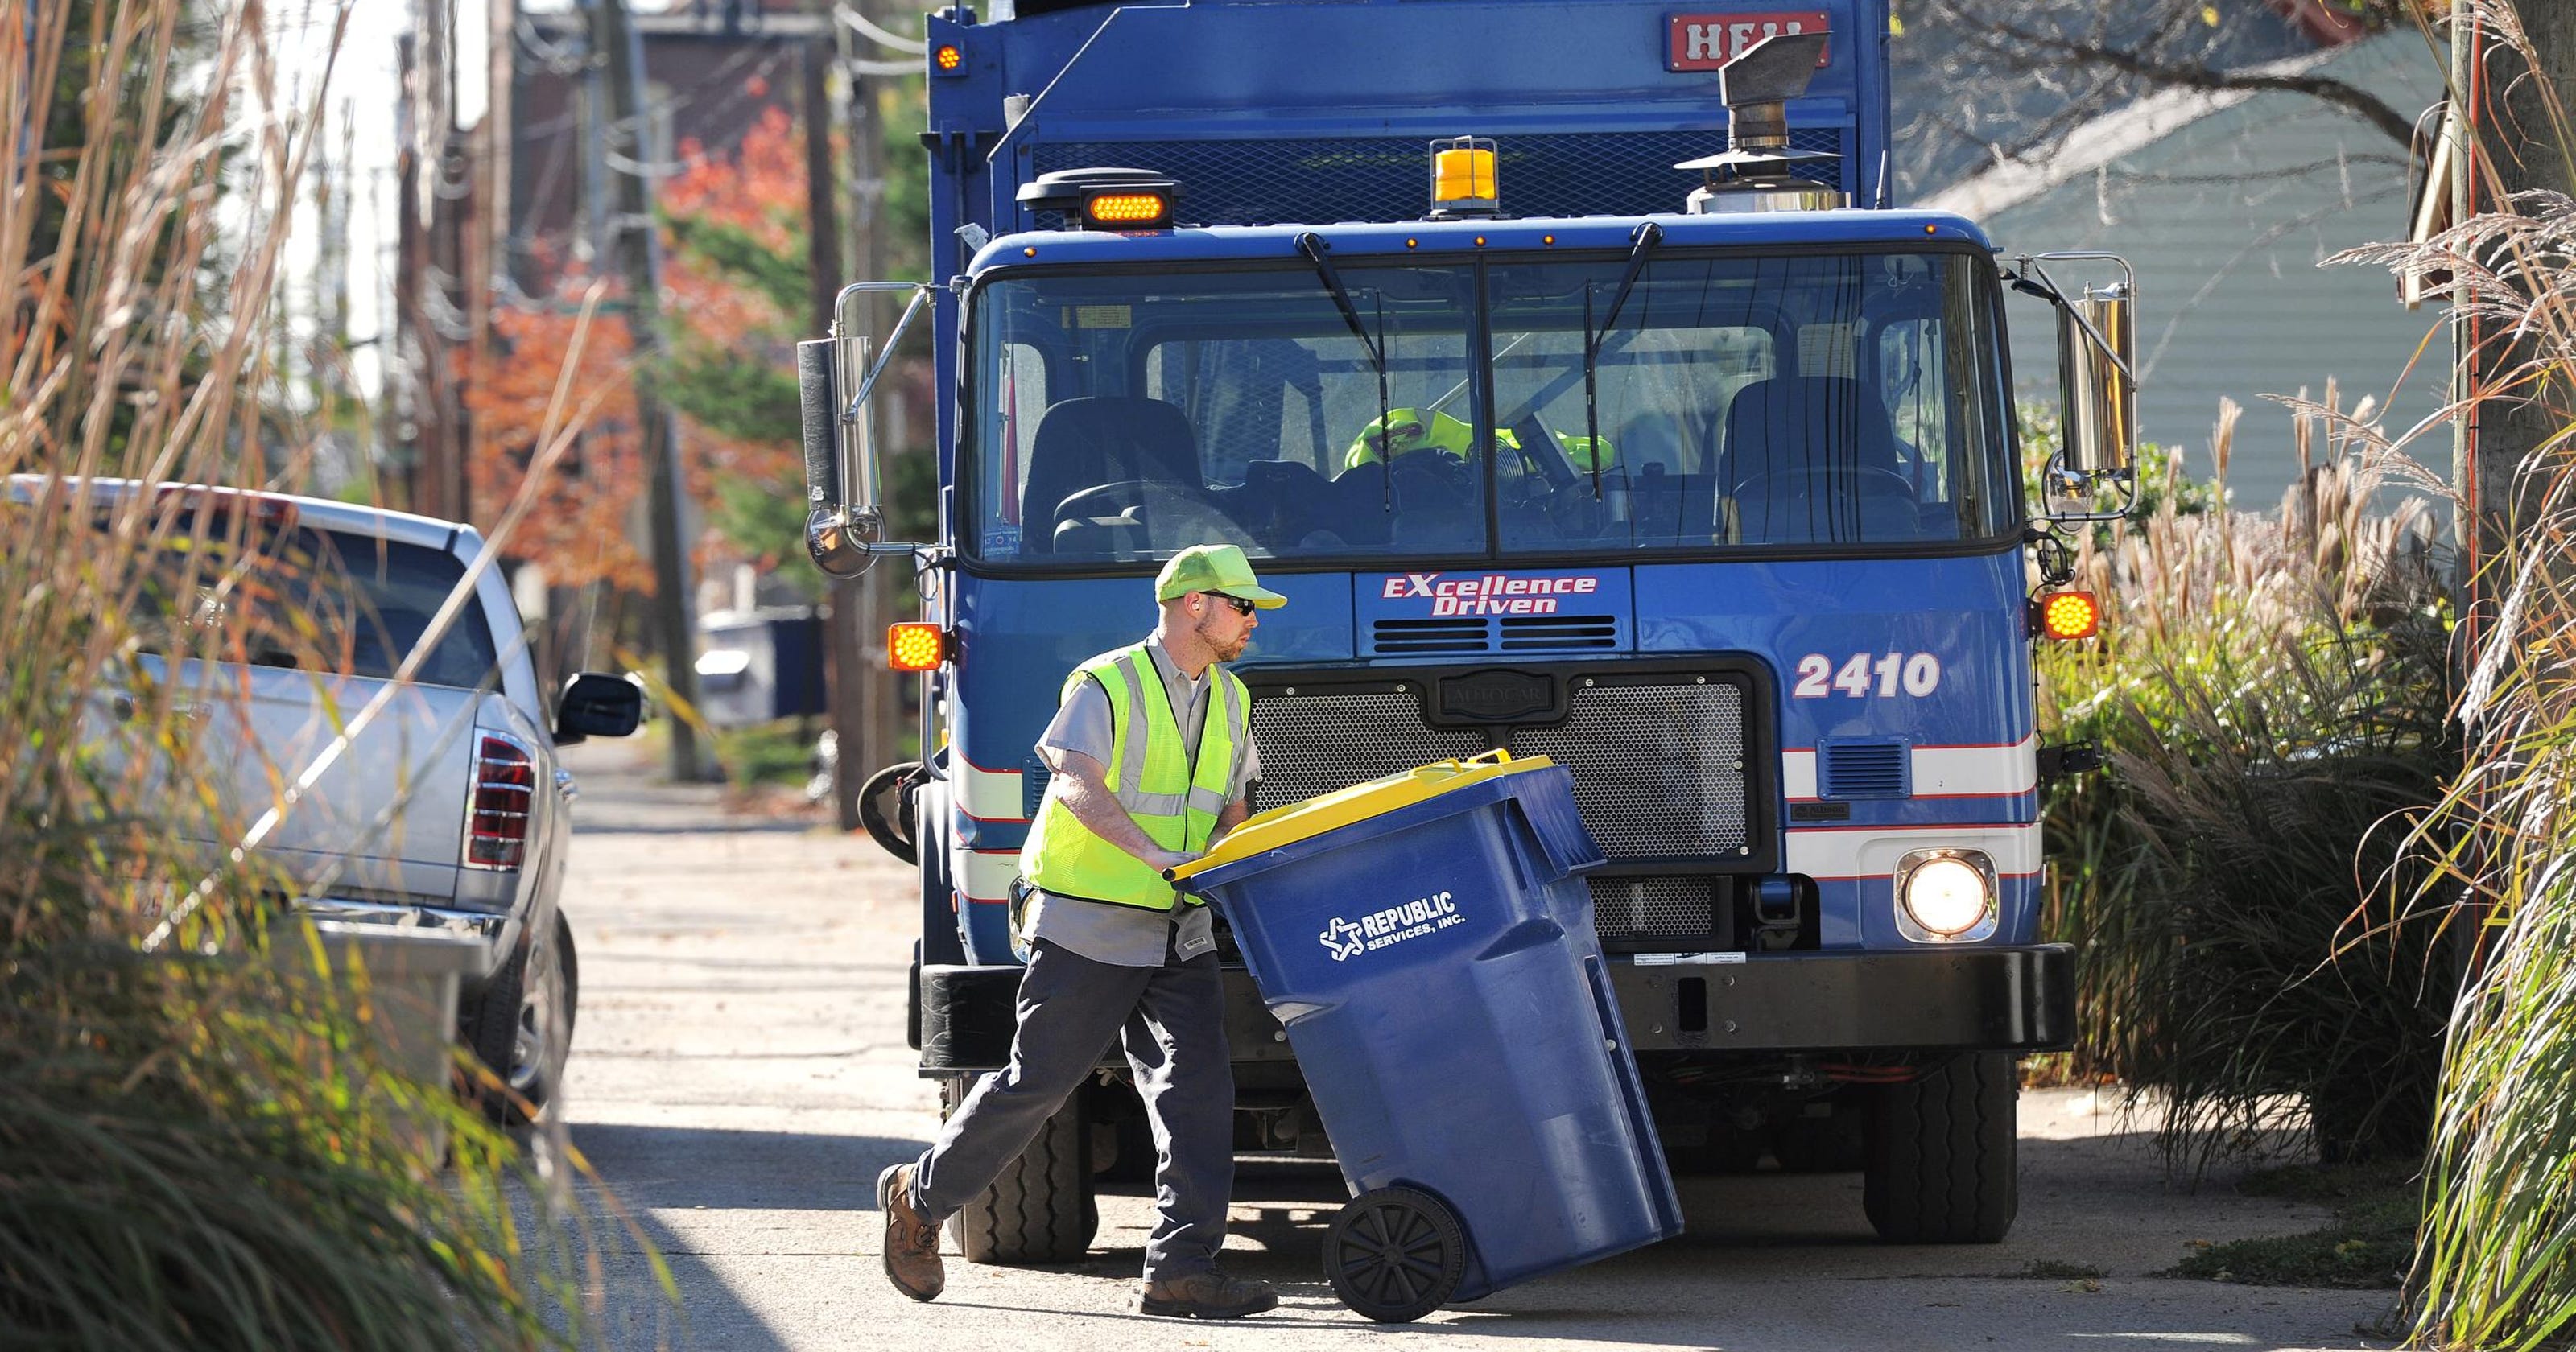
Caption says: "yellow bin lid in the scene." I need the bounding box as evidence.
[1167,749,1554,883]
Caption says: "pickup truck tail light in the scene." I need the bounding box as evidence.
[464,732,535,870]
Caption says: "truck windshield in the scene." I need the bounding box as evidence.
[964,249,2013,565]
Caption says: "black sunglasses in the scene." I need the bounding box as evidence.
[1204,592,1257,616]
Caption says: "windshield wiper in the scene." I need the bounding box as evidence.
[1580,221,1664,500]
[1298,232,1394,510]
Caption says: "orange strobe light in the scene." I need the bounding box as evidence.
[889,623,947,672]
[933,43,964,72]
[2037,591,2102,641]
[1083,191,1170,227]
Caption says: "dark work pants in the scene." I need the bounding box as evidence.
[907,936,1235,1283]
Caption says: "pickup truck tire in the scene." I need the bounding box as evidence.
[941,1078,1098,1264]
[464,910,577,1127]
[1862,1052,2017,1243]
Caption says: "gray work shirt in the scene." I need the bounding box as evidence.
[1023,640,1262,967]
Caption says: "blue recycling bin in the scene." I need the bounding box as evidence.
[1172,752,1683,1322]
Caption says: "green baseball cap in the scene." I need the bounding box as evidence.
[1154,544,1287,609]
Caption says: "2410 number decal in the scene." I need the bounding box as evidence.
[1792,652,1943,699]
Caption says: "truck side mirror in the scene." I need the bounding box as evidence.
[555,671,644,744]
[799,281,938,577]
[2057,279,2136,480]
[799,336,879,578]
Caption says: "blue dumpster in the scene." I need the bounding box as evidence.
[1170,752,1683,1321]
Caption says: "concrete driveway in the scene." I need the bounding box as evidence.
[552,744,2399,1351]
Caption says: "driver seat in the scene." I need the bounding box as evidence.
[1019,396,1204,554]
[1720,376,1918,542]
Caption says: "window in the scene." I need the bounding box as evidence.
[968,266,1486,562]
[963,249,2013,567]
[132,528,500,690]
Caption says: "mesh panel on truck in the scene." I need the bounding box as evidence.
[1248,691,1487,814]
[1504,682,1749,858]
[1245,674,1761,945]
[1589,876,1719,938]
[1029,128,1850,229]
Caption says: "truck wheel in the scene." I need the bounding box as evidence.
[942,1078,1099,1264]
[462,910,576,1127]
[1863,1052,2017,1243]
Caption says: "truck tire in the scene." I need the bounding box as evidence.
[941,1079,1099,1264]
[1863,1052,2017,1243]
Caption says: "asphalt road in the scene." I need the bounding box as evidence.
[551,743,2399,1352]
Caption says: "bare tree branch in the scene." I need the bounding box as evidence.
[1922,0,2421,153]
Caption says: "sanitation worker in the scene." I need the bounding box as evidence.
[1343,405,1613,475]
[877,542,1284,1321]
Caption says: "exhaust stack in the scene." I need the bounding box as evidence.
[1677,32,1844,214]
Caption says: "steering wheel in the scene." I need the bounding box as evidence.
[1377,447,1475,502]
[1051,480,1258,551]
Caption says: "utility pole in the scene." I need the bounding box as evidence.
[819,0,913,821]
[847,0,907,798]
[806,36,868,832]
[589,0,709,782]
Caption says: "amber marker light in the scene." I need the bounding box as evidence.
[2036,591,2102,641]
[889,623,947,672]
[1083,191,1171,227]
[933,43,964,72]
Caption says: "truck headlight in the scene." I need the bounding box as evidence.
[1897,849,1997,942]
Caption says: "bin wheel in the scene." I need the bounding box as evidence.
[1325,1187,1467,1323]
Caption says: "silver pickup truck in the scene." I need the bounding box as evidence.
[30,478,642,1123]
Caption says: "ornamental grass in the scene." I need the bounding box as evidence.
[2032,394,2456,1172]
[1,3,654,1346]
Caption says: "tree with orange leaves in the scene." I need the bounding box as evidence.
[462,104,813,595]
[462,292,658,593]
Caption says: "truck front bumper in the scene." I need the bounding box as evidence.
[1609,945,2074,1053]
[916,944,2075,1073]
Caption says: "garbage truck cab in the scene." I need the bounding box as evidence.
[803,0,2137,1262]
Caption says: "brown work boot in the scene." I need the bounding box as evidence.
[1137,1270,1278,1319]
[876,1163,944,1301]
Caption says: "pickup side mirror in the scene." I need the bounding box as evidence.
[555,671,643,744]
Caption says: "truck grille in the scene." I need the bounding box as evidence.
[1245,667,1767,944]
[1367,612,1625,656]
[1589,876,1719,938]
[1507,682,1748,857]
[1249,691,1486,807]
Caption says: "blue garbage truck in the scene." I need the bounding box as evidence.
[798,0,2137,1265]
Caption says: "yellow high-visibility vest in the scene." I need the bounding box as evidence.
[1344,406,1614,474]
[1020,641,1249,911]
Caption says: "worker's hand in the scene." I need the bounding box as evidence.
[1147,847,1199,874]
